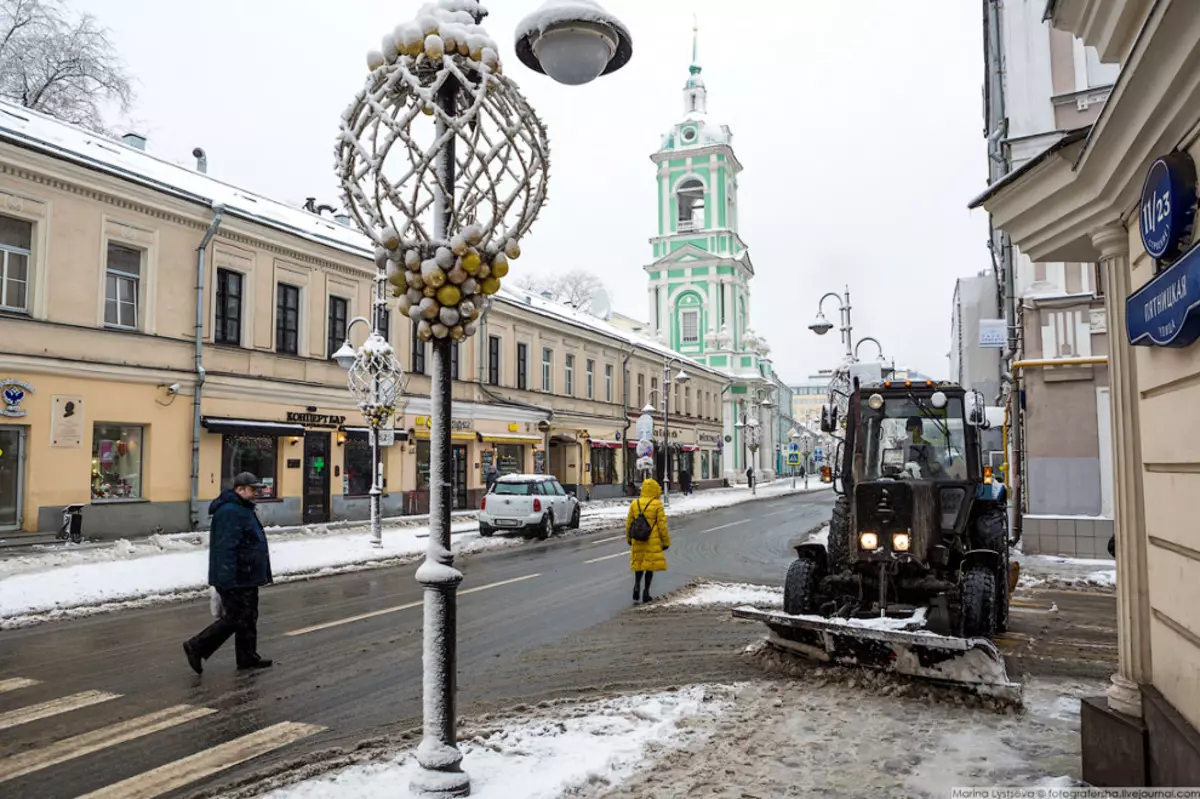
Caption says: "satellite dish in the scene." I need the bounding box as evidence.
[590,288,612,320]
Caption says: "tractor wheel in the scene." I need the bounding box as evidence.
[972,506,1010,632]
[961,567,998,639]
[827,496,851,572]
[783,557,821,616]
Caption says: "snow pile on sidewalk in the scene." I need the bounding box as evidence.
[663,581,783,609]
[259,686,735,799]
[0,522,516,628]
[1017,553,1116,591]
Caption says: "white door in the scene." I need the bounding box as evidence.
[1096,387,1114,518]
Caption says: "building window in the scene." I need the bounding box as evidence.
[654,287,661,331]
[685,386,691,415]
[637,373,645,408]
[343,437,374,496]
[542,347,553,392]
[327,296,348,359]
[378,308,391,344]
[451,341,460,380]
[411,321,426,374]
[214,269,242,346]
[677,178,705,229]
[565,353,575,395]
[605,364,613,402]
[104,243,141,329]
[590,446,617,485]
[586,359,595,399]
[91,423,144,500]
[681,309,700,344]
[0,215,31,312]
[276,283,300,355]
[488,335,501,385]
[517,343,528,390]
[220,434,278,498]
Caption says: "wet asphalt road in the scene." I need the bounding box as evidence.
[0,489,835,799]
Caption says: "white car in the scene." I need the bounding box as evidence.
[479,474,581,539]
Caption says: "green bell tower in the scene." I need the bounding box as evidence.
[646,22,755,363]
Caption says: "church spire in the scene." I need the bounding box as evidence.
[684,16,707,116]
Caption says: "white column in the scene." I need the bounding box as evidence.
[1091,222,1152,717]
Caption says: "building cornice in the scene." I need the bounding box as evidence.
[650,143,743,173]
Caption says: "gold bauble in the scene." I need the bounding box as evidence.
[450,325,465,340]
[423,286,437,298]
[437,284,462,307]
[491,260,509,279]
[505,238,521,259]
[481,276,501,295]
[461,251,481,274]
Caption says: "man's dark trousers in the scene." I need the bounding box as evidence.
[190,587,260,667]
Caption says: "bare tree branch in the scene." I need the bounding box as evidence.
[0,0,134,134]
[514,269,606,313]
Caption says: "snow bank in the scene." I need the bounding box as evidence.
[1016,553,1116,591]
[664,581,783,609]
[262,686,734,799]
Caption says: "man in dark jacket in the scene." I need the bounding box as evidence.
[183,472,274,674]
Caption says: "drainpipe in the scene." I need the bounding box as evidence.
[191,203,226,530]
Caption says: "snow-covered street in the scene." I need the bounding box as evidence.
[0,483,829,628]
[1016,552,1116,591]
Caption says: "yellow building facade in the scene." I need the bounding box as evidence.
[0,102,729,539]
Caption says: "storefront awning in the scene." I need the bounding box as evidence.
[202,417,305,437]
[342,427,409,442]
[478,433,543,444]
[590,439,621,448]
[682,444,700,452]
[413,430,476,441]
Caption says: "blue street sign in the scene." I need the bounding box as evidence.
[788,442,800,453]
[787,453,801,466]
[1140,151,1198,263]
[1127,241,1200,348]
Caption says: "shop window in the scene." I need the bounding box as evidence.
[215,268,242,346]
[411,320,426,374]
[586,359,595,399]
[517,342,528,390]
[496,444,524,475]
[104,243,141,329]
[542,347,553,392]
[488,335,501,385]
[416,439,431,490]
[276,283,300,355]
[681,309,700,344]
[344,437,374,495]
[605,363,613,402]
[91,424,144,500]
[220,434,278,498]
[591,446,617,485]
[565,353,575,396]
[701,451,710,480]
[327,296,348,359]
[0,214,31,313]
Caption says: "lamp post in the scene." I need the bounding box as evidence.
[661,358,689,506]
[339,2,630,795]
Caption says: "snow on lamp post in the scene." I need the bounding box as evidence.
[339,1,629,795]
[333,318,404,548]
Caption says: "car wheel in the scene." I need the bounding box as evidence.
[569,505,581,530]
[961,567,997,639]
[537,512,553,540]
[479,523,494,538]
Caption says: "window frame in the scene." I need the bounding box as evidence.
[517,342,528,390]
[104,242,142,330]
[564,353,575,396]
[681,308,700,344]
[411,320,427,374]
[214,268,243,347]
[91,423,146,501]
[275,282,301,355]
[0,214,32,314]
[488,335,501,386]
[451,340,460,381]
[586,359,595,400]
[604,363,613,403]
[542,347,553,393]
[327,295,349,360]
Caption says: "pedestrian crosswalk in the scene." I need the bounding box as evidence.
[0,675,325,797]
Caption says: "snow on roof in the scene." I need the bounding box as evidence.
[495,286,731,382]
[0,100,375,260]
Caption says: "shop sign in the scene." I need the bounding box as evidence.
[287,411,347,429]
[1140,151,1198,264]
[50,396,84,447]
[1127,241,1200,347]
[0,378,33,418]
[652,428,679,439]
[698,432,722,445]
[415,416,473,432]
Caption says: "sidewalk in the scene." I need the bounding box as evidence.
[0,481,830,628]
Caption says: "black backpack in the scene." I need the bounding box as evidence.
[629,500,652,542]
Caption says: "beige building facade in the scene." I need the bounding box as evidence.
[976,0,1200,784]
[0,100,728,539]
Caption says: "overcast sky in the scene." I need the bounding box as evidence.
[74,0,992,385]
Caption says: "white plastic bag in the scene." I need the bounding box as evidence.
[209,587,223,618]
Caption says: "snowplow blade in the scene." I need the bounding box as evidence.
[732,607,1022,704]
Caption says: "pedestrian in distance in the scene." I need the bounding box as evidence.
[626,477,670,603]
[680,465,693,495]
[183,472,274,675]
[484,462,500,494]
[745,465,755,490]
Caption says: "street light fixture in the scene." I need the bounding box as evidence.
[340,2,630,794]
[809,312,834,336]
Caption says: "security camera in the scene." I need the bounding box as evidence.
[166,383,181,395]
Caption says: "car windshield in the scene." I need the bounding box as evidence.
[493,482,534,495]
[860,394,969,481]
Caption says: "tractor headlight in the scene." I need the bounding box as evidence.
[867,393,884,410]
[859,532,879,550]
[892,532,911,552]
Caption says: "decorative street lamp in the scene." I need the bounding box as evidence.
[339,1,630,795]
[333,312,405,548]
[661,360,688,506]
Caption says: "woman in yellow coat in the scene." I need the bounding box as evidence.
[625,478,670,603]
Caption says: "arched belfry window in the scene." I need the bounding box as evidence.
[676,178,705,231]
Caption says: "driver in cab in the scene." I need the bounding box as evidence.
[903,416,943,478]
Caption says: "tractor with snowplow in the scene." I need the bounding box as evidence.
[734,373,1022,700]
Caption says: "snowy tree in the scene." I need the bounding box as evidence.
[0,0,134,133]
[516,269,606,313]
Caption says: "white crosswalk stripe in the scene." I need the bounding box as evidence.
[77,721,326,799]
[0,704,217,783]
[0,689,120,731]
